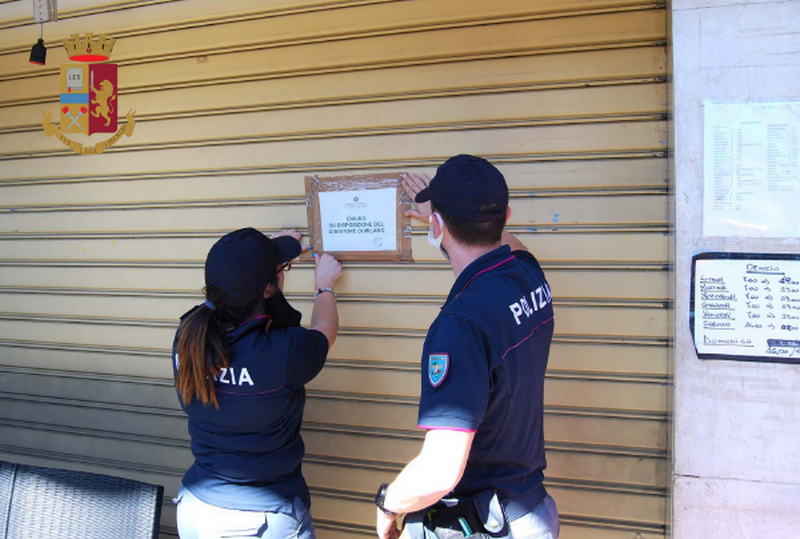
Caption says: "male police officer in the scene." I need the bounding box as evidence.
[374,155,559,539]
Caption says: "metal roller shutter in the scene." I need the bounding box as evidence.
[0,1,667,538]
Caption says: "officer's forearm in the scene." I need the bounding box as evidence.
[383,429,474,514]
[310,292,339,349]
[384,456,456,514]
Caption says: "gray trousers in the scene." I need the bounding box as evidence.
[174,485,316,539]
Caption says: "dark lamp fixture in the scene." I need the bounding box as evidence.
[29,38,46,65]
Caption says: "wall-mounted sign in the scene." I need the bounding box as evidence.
[305,174,412,261]
[41,33,136,155]
[691,252,800,364]
[703,100,800,237]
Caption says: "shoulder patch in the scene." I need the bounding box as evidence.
[428,353,449,388]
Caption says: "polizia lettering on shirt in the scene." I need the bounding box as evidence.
[508,283,552,325]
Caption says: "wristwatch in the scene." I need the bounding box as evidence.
[375,483,397,516]
[314,287,336,300]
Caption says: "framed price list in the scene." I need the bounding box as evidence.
[691,252,800,364]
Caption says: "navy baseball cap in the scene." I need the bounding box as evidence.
[205,228,302,299]
[415,154,508,222]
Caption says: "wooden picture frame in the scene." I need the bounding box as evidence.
[305,173,413,262]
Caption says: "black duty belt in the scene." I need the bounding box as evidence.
[405,486,550,539]
[405,485,548,539]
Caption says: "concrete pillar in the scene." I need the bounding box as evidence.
[671,1,800,537]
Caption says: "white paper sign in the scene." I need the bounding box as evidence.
[692,255,800,363]
[703,100,800,238]
[319,188,397,252]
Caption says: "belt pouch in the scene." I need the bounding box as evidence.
[405,491,509,539]
[472,490,509,538]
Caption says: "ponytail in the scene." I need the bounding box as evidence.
[176,300,229,409]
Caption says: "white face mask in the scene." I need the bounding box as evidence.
[427,212,450,262]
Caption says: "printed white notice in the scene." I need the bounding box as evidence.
[692,255,800,362]
[703,100,800,237]
[319,188,396,252]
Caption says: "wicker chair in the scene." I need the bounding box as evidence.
[0,460,163,539]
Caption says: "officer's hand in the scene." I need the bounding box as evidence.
[401,173,433,223]
[314,253,342,290]
[376,508,401,539]
[270,228,302,243]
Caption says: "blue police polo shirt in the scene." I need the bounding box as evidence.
[418,245,555,506]
[172,311,328,512]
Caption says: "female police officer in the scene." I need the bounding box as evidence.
[172,227,342,539]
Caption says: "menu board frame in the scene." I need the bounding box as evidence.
[690,252,800,364]
[305,173,413,262]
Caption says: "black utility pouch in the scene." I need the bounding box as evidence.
[405,490,510,539]
[472,489,508,537]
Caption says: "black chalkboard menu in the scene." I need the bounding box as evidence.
[691,252,800,364]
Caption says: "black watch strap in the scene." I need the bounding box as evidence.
[375,482,397,516]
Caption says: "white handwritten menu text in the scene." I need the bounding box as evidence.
[692,254,800,363]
